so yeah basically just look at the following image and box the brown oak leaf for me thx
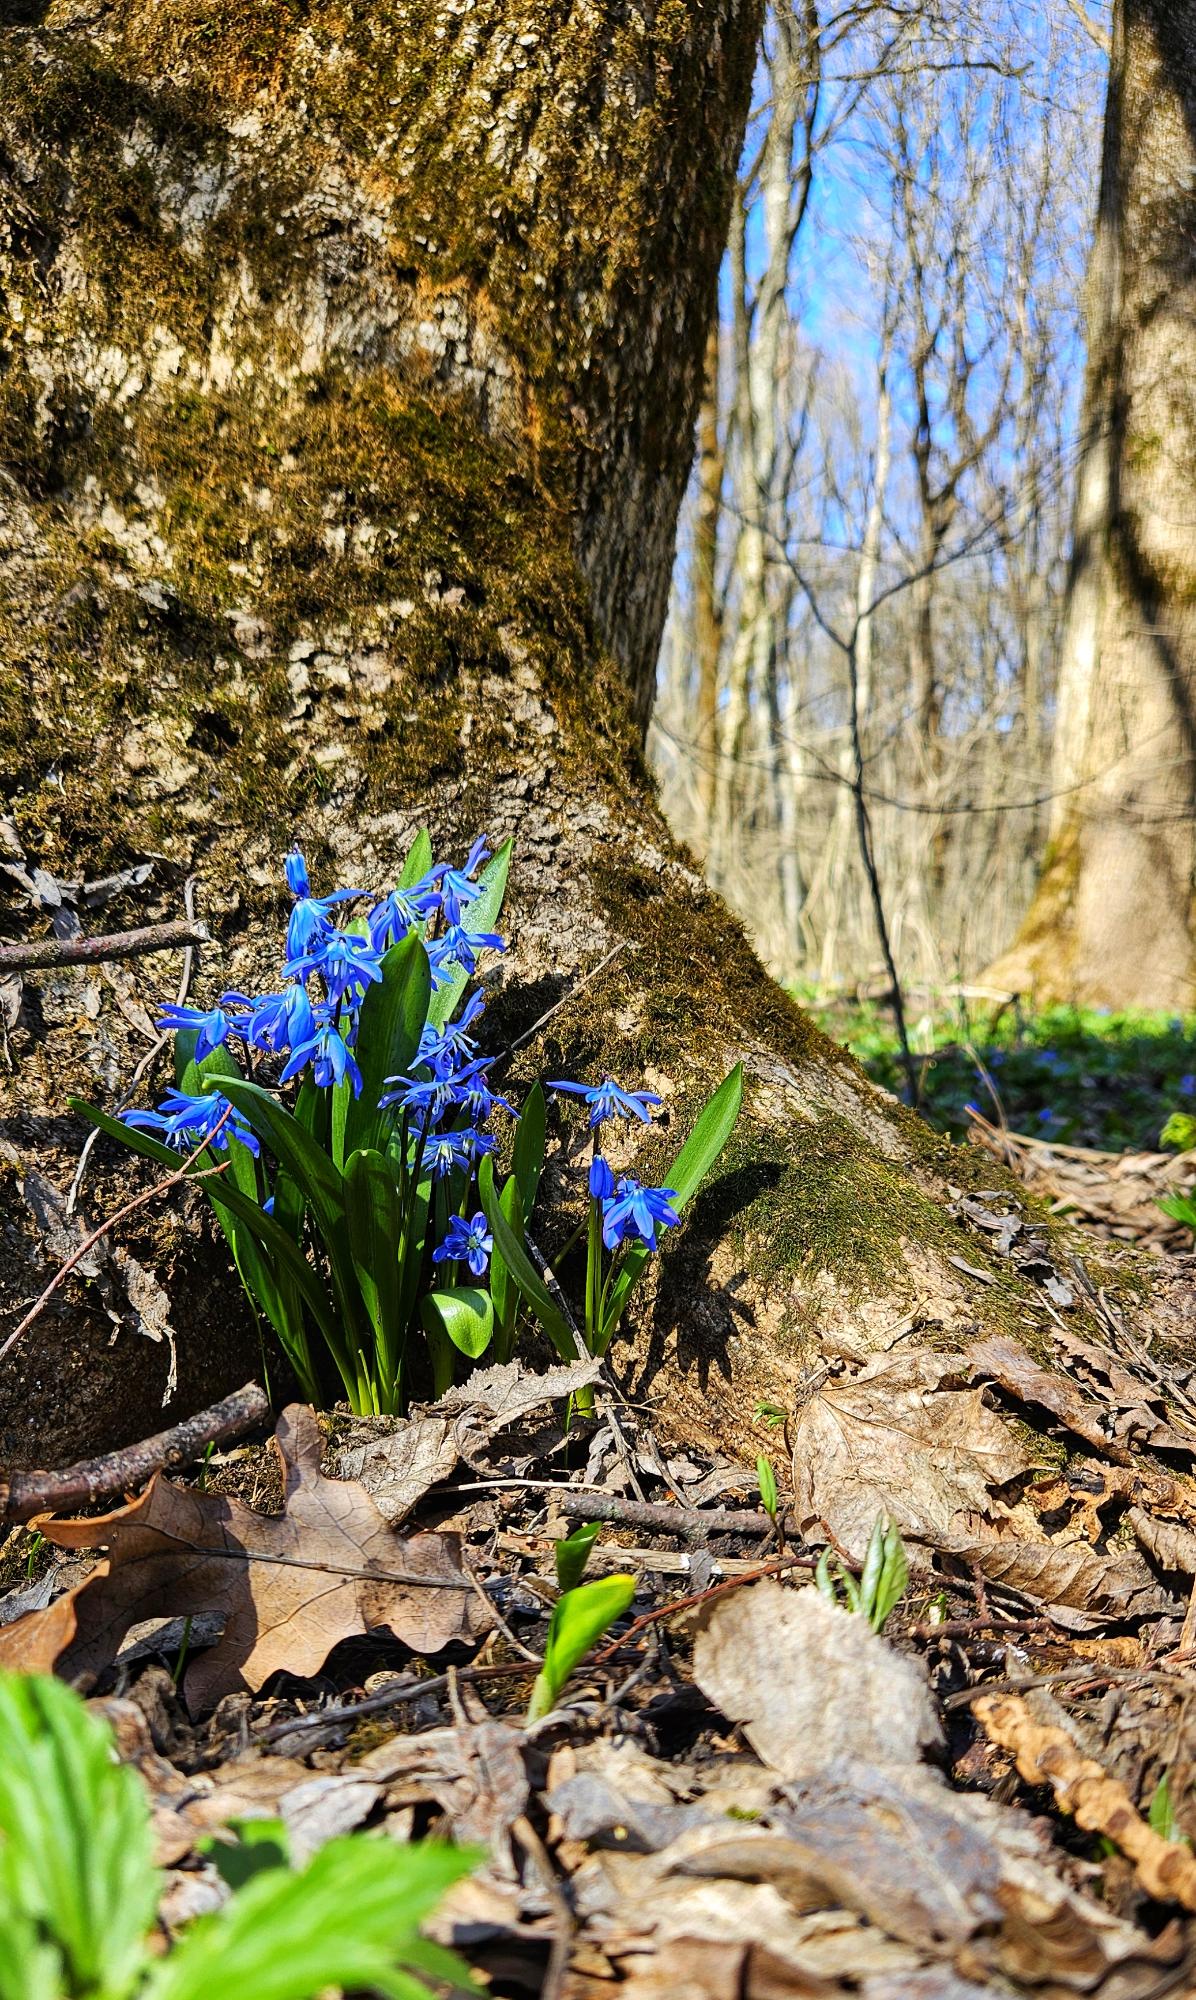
[0,1404,489,1711]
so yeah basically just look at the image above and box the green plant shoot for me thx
[815,1514,909,1632]
[555,1521,601,1593]
[527,1572,637,1722]
[0,1674,477,2000]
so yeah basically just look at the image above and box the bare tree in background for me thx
[654,0,1101,994]
[992,0,1196,1010]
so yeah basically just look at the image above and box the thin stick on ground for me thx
[0,917,208,974]
[0,1110,232,1366]
[1,1381,270,1523]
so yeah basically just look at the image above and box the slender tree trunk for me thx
[693,327,724,834]
[992,0,1196,1007]
[0,0,1184,1469]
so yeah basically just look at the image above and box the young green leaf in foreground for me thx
[527,1572,637,1722]
[0,1673,478,2000]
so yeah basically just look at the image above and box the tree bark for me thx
[693,326,724,834]
[991,0,1196,1008]
[0,0,1187,1471]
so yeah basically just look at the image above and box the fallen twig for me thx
[973,1690,1196,1910]
[591,1552,817,1662]
[0,918,208,973]
[1,1381,269,1523]
[256,1657,540,1742]
[551,1487,782,1539]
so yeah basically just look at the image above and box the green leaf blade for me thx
[477,1156,577,1361]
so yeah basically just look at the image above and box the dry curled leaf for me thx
[967,1332,1194,1464]
[0,1404,489,1710]
[691,1579,944,1779]
[943,1534,1175,1628]
[790,1347,1035,1556]
[332,1356,603,1523]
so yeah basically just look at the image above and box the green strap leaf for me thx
[601,1063,744,1340]
[343,1148,404,1395]
[512,1081,546,1219]
[420,1285,494,1360]
[477,1156,577,1362]
[344,930,432,1160]
[426,838,512,1031]
[397,829,434,888]
[204,1076,369,1367]
[488,1175,524,1357]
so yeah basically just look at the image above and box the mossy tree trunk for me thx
[991,0,1196,1009]
[0,0,1188,1468]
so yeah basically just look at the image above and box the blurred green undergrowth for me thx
[797,990,1196,1153]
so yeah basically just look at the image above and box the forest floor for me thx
[5,997,1196,1995]
[805,994,1196,1152]
[6,1263,1196,1995]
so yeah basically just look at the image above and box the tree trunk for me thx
[991,0,1196,1008]
[693,326,724,835]
[0,0,1187,1471]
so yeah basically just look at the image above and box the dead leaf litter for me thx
[5,1336,1196,1996]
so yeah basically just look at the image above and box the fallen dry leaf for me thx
[1127,1505,1196,1577]
[691,1579,943,1779]
[943,1533,1175,1628]
[332,1356,603,1523]
[358,1712,529,1865]
[790,1347,1034,1557]
[0,1403,489,1710]
[967,1331,1195,1465]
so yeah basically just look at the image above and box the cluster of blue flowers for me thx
[123,841,683,1279]
[124,840,509,1222]
[550,1076,681,1250]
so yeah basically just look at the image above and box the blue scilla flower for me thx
[284,848,359,960]
[549,1076,663,1129]
[423,1128,498,1179]
[432,1211,493,1279]
[418,994,486,1074]
[238,982,318,1054]
[453,1062,516,1125]
[285,928,383,1007]
[367,872,442,952]
[123,1087,260,1157]
[435,836,490,927]
[600,1175,680,1252]
[157,1001,235,1063]
[436,924,506,977]
[379,1064,467,1121]
[1180,1073,1196,1097]
[589,1154,615,1200]
[423,936,461,990]
[280,1022,363,1095]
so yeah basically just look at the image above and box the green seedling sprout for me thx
[756,1456,779,1525]
[527,1572,636,1723]
[554,1521,601,1593]
[815,1514,909,1632]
